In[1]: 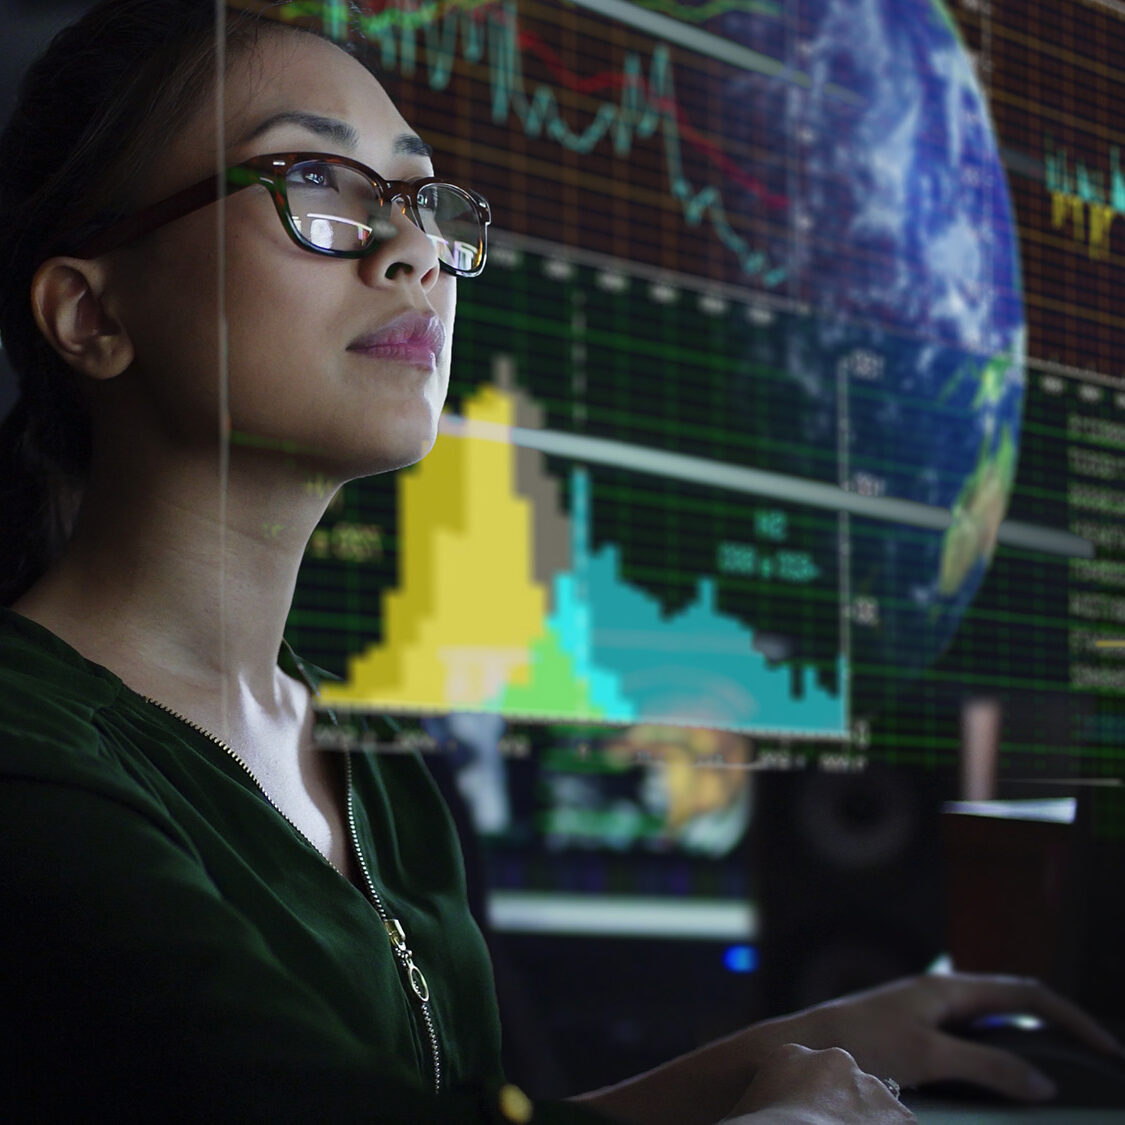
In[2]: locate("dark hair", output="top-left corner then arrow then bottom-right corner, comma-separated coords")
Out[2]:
0,0 -> 317,605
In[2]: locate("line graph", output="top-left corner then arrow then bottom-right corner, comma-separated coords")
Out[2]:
512,22 -> 788,209
269,0 -> 793,282
628,0 -> 781,23
1044,136 -> 1125,259
406,2 -> 788,281
276,0 -> 782,37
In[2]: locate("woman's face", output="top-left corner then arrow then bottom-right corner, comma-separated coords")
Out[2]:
108,28 -> 456,482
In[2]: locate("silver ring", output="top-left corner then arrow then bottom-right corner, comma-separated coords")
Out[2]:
881,1077 -> 901,1100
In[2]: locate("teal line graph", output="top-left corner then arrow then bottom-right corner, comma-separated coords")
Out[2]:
1042,136 -> 1125,256
278,0 -> 492,37
629,0 -> 781,21
1044,136 -> 1125,211
277,0 -> 790,285
281,0 -> 783,43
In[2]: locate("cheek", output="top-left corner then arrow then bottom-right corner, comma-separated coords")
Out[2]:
222,241 -> 325,400
112,238 -> 226,432
434,275 -> 457,369
439,274 -> 457,331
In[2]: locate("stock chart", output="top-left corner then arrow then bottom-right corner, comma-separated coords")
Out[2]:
276,0 -> 1125,788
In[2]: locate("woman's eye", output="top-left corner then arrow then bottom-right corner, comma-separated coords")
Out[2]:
295,165 -> 336,189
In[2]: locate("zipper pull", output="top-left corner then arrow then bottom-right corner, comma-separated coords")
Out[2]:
384,918 -> 431,1002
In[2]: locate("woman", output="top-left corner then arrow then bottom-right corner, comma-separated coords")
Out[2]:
0,1 -> 1114,1120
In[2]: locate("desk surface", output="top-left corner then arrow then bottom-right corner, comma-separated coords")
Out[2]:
912,1106 -> 1125,1123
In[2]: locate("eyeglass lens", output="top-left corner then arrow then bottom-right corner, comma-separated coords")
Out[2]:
285,160 -> 482,274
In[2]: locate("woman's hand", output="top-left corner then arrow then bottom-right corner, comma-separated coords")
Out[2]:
733,972 -> 1123,1102
573,971 -> 1120,1124
720,1044 -> 915,1124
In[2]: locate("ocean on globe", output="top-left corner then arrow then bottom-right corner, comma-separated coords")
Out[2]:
719,0 -> 1025,679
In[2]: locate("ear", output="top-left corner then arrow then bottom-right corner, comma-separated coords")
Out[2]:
30,257 -> 134,380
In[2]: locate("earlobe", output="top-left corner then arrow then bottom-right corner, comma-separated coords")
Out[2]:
30,257 -> 134,380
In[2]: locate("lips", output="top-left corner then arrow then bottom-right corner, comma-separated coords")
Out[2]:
347,311 -> 446,367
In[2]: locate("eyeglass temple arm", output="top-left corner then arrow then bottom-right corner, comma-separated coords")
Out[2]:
69,169 -> 262,260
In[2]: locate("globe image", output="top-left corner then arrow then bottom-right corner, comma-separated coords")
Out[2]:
720,0 -> 1025,679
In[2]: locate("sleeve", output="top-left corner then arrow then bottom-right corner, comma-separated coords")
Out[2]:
0,771 -> 610,1125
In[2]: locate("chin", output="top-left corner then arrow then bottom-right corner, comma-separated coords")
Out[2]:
345,429 -> 441,481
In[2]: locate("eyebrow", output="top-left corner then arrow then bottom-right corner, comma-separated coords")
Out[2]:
394,133 -> 435,158
238,111 -> 433,159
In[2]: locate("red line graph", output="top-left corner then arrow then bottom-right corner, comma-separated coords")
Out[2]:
511,18 -> 789,211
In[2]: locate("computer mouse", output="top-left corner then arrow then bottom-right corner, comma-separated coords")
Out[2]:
913,1014 -> 1125,1109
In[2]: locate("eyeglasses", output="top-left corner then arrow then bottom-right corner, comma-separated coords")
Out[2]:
67,152 -> 492,278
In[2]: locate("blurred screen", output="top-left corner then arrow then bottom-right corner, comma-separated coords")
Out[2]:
3,0 -> 1124,925
269,1 -> 1125,792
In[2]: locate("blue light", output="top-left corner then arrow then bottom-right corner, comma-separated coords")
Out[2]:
723,945 -> 758,973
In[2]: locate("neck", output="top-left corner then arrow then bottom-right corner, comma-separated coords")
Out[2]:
14,445 -> 339,716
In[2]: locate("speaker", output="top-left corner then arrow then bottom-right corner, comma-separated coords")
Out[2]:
1069,787 -> 1125,1027
753,765 -> 948,1017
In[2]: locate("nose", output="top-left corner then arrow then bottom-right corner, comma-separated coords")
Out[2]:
358,195 -> 442,289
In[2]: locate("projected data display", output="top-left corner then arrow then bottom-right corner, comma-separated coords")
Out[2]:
275,0 -> 1125,779
287,0 -> 1031,746
309,242 -> 848,734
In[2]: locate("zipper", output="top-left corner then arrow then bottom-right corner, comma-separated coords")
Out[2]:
345,754 -> 443,1094
141,695 -> 443,1094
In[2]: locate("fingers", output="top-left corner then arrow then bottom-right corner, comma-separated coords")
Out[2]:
728,1043 -> 916,1122
930,972 -> 1123,1055
927,1035 -> 1057,1102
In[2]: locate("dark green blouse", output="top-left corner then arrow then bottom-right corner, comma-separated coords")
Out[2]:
0,608 -> 604,1123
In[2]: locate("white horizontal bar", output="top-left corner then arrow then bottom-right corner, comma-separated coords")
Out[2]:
487,890 -> 757,939
943,798 -> 1077,823
438,416 -> 1093,559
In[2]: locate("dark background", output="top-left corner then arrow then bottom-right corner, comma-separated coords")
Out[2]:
3,0 -> 1124,1099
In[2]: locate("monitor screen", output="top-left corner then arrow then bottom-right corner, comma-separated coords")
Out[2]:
270,0 -> 1125,791
3,0 -> 1123,935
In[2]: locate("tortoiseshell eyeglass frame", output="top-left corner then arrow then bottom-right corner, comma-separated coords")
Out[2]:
65,151 -> 492,278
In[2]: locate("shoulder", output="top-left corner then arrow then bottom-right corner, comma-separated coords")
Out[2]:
0,605 -> 121,714
0,606 -> 151,798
